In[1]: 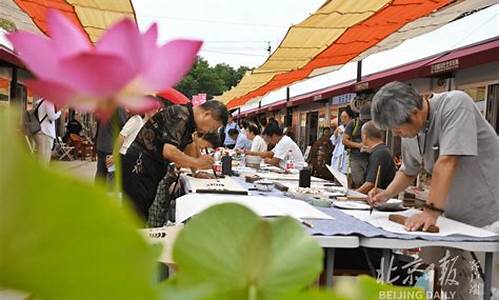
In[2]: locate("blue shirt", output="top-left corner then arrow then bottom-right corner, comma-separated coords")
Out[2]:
234,133 -> 252,150
223,122 -> 239,146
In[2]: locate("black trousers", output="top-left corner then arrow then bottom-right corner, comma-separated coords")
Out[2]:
122,145 -> 168,221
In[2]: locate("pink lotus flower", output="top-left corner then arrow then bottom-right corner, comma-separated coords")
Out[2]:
7,10 -> 202,119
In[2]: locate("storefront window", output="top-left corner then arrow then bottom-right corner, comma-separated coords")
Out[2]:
462,86 -> 486,102
17,69 -> 34,109
462,86 -> 487,116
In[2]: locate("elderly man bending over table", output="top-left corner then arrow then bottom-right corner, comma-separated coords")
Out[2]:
368,81 -> 499,298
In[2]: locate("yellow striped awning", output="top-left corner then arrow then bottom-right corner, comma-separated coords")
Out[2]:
221,0 -> 496,108
0,0 -> 136,42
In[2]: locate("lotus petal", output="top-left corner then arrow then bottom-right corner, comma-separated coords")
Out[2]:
140,23 -> 158,70
26,79 -> 77,108
46,9 -> 91,58
7,32 -> 60,81
117,95 -> 162,113
142,39 -> 202,90
59,53 -> 136,97
96,18 -> 141,72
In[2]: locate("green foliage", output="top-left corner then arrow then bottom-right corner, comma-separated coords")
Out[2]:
0,18 -> 16,32
0,110 -> 162,300
171,203 -> 323,300
176,57 -> 250,99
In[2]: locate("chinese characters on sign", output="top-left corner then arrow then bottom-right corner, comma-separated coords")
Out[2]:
430,59 -> 459,74
331,93 -> 356,106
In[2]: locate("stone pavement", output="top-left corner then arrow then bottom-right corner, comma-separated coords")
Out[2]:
51,159 -> 97,183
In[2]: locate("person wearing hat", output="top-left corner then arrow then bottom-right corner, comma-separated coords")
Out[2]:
342,103 -> 372,188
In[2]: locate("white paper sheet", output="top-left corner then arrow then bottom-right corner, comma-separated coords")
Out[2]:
342,208 -> 498,237
175,194 -> 335,224
183,176 -> 248,194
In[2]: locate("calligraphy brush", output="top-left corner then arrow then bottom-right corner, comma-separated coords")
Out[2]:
370,165 -> 381,215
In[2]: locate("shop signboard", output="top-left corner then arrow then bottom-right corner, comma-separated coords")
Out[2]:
331,93 -> 356,106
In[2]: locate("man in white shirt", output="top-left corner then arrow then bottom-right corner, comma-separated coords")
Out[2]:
261,122 -> 304,168
34,98 -> 61,165
245,123 -> 267,153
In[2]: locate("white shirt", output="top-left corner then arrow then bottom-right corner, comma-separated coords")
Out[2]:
36,99 -> 61,139
272,135 -> 304,168
119,115 -> 144,155
330,124 -> 349,173
250,135 -> 267,152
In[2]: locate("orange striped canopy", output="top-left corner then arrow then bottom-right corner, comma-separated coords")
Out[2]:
1,0 -> 136,42
219,0 -> 495,109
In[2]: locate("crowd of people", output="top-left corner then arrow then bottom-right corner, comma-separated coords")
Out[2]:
30,81 -> 498,237
201,82 -> 499,236
95,93 -> 396,225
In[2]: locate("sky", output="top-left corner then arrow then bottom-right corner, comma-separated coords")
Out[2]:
132,0 -> 325,68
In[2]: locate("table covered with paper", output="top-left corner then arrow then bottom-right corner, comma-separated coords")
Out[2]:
176,166 -> 498,243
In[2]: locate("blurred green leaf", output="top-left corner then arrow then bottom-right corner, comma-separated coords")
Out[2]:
276,290 -> 350,300
172,203 -> 323,300
0,110 -> 162,299
159,278 -> 216,300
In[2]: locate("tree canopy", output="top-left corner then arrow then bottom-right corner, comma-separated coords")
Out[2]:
176,57 -> 250,100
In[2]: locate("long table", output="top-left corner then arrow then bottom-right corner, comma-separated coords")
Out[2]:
162,173 -> 499,299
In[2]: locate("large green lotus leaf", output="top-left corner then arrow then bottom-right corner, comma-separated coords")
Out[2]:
0,110 -> 161,300
259,217 -> 323,296
172,203 -> 323,300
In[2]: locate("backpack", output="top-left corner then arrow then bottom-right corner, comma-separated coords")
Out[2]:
24,100 -> 47,136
